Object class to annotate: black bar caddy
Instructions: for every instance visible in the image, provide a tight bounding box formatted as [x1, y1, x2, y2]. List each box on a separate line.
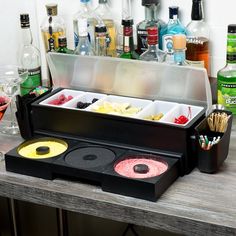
[5, 54, 231, 201]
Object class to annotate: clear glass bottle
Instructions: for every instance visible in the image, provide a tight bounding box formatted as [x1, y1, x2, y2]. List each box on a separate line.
[140, 26, 166, 62]
[120, 19, 139, 59]
[95, 25, 107, 56]
[56, 36, 73, 54]
[74, 18, 95, 56]
[73, 0, 96, 48]
[186, 0, 210, 75]
[19, 14, 42, 96]
[162, 6, 187, 62]
[136, 0, 166, 55]
[94, 0, 117, 57]
[217, 25, 236, 114]
[172, 34, 188, 66]
[41, 4, 66, 52]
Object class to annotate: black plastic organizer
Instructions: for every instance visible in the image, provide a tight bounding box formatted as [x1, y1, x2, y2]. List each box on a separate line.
[5, 87, 209, 201]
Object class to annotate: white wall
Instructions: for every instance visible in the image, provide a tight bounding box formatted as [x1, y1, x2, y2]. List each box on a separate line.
[0, 0, 234, 78]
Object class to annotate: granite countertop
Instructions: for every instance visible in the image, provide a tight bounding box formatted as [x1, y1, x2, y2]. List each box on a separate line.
[0, 119, 235, 236]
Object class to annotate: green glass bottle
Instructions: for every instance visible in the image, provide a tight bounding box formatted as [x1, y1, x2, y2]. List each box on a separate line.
[120, 19, 139, 59]
[217, 24, 236, 114]
[56, 36, 73, 54]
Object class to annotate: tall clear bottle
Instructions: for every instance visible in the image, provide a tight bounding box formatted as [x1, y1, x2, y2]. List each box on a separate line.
[41, 4, 66, 52]
[94, 0, 117, 57]
[186, 0, 210, 75]
[73, 0, 95, 48]
[19, 14, 42, 96]
[217, 25, 236, 115]
[136, 0, 166, 55]
[74, 18, 95, 56]
[139, 26, 166, 62]
[162, 6, 187, 62]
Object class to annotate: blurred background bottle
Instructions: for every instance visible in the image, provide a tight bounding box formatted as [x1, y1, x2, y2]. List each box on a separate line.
[162, 6, 187, 63]
[73, 0, 96, 48]
[139, 26, 166, 62]
[95, 25, 107, 56]
[186, 0, 210, 75]
[19, 14, 42, 96]
[136, 0, 166, 55]
[56, 36, 73, 54]
[120, 0, 139, 59]
[173, 34, 188, 66]
[94, 0, 117, 57]
[74, 18, 95, 56]
[41, 4, 66, 52]
[217, 24, 236, 114]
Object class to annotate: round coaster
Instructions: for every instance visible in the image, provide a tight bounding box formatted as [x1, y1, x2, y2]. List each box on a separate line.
[18, 137, 68, 159]
[65, 147, 116, 169]
[114, 154, 168, 179]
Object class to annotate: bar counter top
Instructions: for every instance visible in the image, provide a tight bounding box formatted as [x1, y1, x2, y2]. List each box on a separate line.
[0, 120, 236, 236]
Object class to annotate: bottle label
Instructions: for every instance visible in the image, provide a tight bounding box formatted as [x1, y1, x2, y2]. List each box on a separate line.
[162, 34, 174, 54]
[227, 34, 236, 54]
[186, 60, 205, 68]
[137, 29, 148, 53]
[20, 67, 42, 96]
[123, 26, 133, 53]
[218, 80, 236, 112]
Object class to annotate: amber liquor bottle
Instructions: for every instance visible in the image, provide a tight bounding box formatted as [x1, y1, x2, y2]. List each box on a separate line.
[186, 0, 210, 75]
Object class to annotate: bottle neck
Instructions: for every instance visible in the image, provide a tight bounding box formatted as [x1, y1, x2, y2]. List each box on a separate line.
[21, 27, 33, 45]
[226, 33, 236, 64]
[169, 14, 179, 22]
[144, 4, 158, 21]
[174, 49, 186, 65]
[191, 1, 203, 21]
[123, 24, 134, 52]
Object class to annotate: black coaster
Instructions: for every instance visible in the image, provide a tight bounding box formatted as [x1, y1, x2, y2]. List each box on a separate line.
[64, 147, 116, 169]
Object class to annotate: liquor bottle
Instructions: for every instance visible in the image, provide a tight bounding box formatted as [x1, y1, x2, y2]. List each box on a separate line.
[120, 19, 139, 59]
[162, 6, 187, 62]
[172, 34, 188, 66]
[217, 25, 236, 114]
[95, 25, 107, 56]
[74, 18, 95, 56]
[120, 0, 139, 59]
[19, 14, 42, 96]
[139, 26, 166, 62]
[94, 0, 117, 57]
[56, 36, 73, 54]
[136, 0, 166, 55]
[73, 0, 96, 48]
[41, 4, 66, 52]
[186, 0, 210, 75]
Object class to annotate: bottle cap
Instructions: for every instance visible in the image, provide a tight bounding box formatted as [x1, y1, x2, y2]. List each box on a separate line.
[99, 0, 108, 3]
[169, 6, 179, 19]
[20, 14, 30, 28]
[142, 0, 159, 6]
[95, 25, 107, 33]
[173, 34, 186, 50]
[191, 0, 203, 20]
[80, 0, 90, 2]
[122, 19, 134, 27]
[46, 3, 58, 16]
[78, 18, 88, 37]
[228, 24, 236, 33]
[58, 36, 67, 47]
